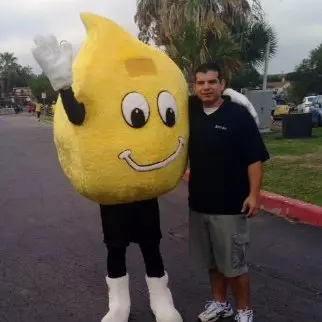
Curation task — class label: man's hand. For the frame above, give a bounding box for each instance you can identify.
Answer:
[241,194,258,218]
[32,35,73,91]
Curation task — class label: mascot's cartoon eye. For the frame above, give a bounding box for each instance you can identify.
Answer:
[122,92,150,128]
[157,91,178,127]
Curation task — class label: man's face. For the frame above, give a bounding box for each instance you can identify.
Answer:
[194,70,225,105]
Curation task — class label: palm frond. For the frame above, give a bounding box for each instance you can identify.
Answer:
[232,20,278,67]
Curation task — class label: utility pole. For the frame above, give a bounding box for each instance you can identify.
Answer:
[262,41,270,90]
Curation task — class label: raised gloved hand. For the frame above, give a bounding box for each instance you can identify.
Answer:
[32,35,73,91]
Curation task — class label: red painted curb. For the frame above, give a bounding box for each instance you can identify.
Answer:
[183,169,322,227]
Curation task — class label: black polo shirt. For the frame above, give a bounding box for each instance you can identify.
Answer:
[188,96,270,215]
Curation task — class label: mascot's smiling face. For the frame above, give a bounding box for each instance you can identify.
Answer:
[53,13,189,205]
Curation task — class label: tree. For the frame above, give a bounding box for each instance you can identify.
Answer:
[286,43,322,103]
[28,73,58,104]
[135,0,277,89]
[0,51,58,104]
[15,66,34,88]
[267,74,283,82]
[229,19,278,89]
[230,65,262,91]
[232,19,277,68]
[0,52,19,94]
[164,19,242,83]
[0,53,36,95]
[135,0,263,45]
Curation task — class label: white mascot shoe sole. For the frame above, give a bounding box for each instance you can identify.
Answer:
[101,274,131,322]
[146,272,183,322]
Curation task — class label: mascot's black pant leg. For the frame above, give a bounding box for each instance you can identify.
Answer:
[139,242,164,278]
[105,242,165,278]
[106,246,127,278]
[100,198,164,278]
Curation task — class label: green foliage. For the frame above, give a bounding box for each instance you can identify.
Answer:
[135,0,278,89]
[232,20,278,67]
[286,43,322,103]
[0,51,56,104]
[28,73,58,104]
[267,74,283,82]
[230,65,262,90]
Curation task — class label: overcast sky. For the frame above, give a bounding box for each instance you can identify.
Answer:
[0,0,321,75]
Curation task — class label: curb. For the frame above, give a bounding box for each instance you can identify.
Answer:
[183,169,322,227]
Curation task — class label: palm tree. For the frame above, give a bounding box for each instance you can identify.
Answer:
[232,19,278,68]
[135,0,258,80]
[15,66,34,87]
[227,19,278,89]
[0,52,19,94]
[135,0,263,45]
[165,19,242,84]
[135,0,277,89]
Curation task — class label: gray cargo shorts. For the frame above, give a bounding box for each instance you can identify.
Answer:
[189,209,249,278]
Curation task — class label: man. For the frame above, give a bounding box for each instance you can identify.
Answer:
[188,62,269,322]
[35,102,42,121]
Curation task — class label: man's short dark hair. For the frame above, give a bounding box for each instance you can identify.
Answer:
[194,62,223,81]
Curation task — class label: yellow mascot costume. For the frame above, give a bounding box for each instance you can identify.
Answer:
[32,12,188,322]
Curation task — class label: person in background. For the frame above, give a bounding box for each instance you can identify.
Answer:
[188,62,270,322]
[35,102,42,121]
[28,103,33,115]
[51,101,56,114]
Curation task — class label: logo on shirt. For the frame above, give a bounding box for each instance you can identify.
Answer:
[215,125,227,131]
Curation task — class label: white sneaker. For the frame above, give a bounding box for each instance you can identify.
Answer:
[235,309,254,322]
[101,274,131,322]
[198,301,234,322]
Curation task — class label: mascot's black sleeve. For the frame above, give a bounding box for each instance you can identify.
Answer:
[59,87,86,125]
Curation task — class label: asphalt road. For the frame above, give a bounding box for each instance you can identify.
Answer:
[1,114,322,322]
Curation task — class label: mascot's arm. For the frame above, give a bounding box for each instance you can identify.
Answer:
[32,35,85,125]
[223,88,260,127]
[59,89,85,125]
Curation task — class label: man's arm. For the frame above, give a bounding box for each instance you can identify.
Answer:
[237,109,269,216]
[248,161,263,197]
[241,161,264,216]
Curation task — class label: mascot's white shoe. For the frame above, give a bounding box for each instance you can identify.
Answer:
[101,274,130,322]
[146,272,183,322]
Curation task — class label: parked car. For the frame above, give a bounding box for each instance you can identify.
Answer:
[273,97,290,119]
[309,95,322,127]
[301,95,317,113]
[312,95,322,108]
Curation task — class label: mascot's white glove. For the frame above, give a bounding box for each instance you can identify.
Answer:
[223,88,260,127]
[32,35,73,91]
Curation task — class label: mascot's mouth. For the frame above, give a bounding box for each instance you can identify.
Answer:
[118,137,185,172]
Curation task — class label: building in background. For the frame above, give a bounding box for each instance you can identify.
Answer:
[267,78,291,94]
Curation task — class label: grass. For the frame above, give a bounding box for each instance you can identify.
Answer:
[40,114,53,123]
[263,128,322,205]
